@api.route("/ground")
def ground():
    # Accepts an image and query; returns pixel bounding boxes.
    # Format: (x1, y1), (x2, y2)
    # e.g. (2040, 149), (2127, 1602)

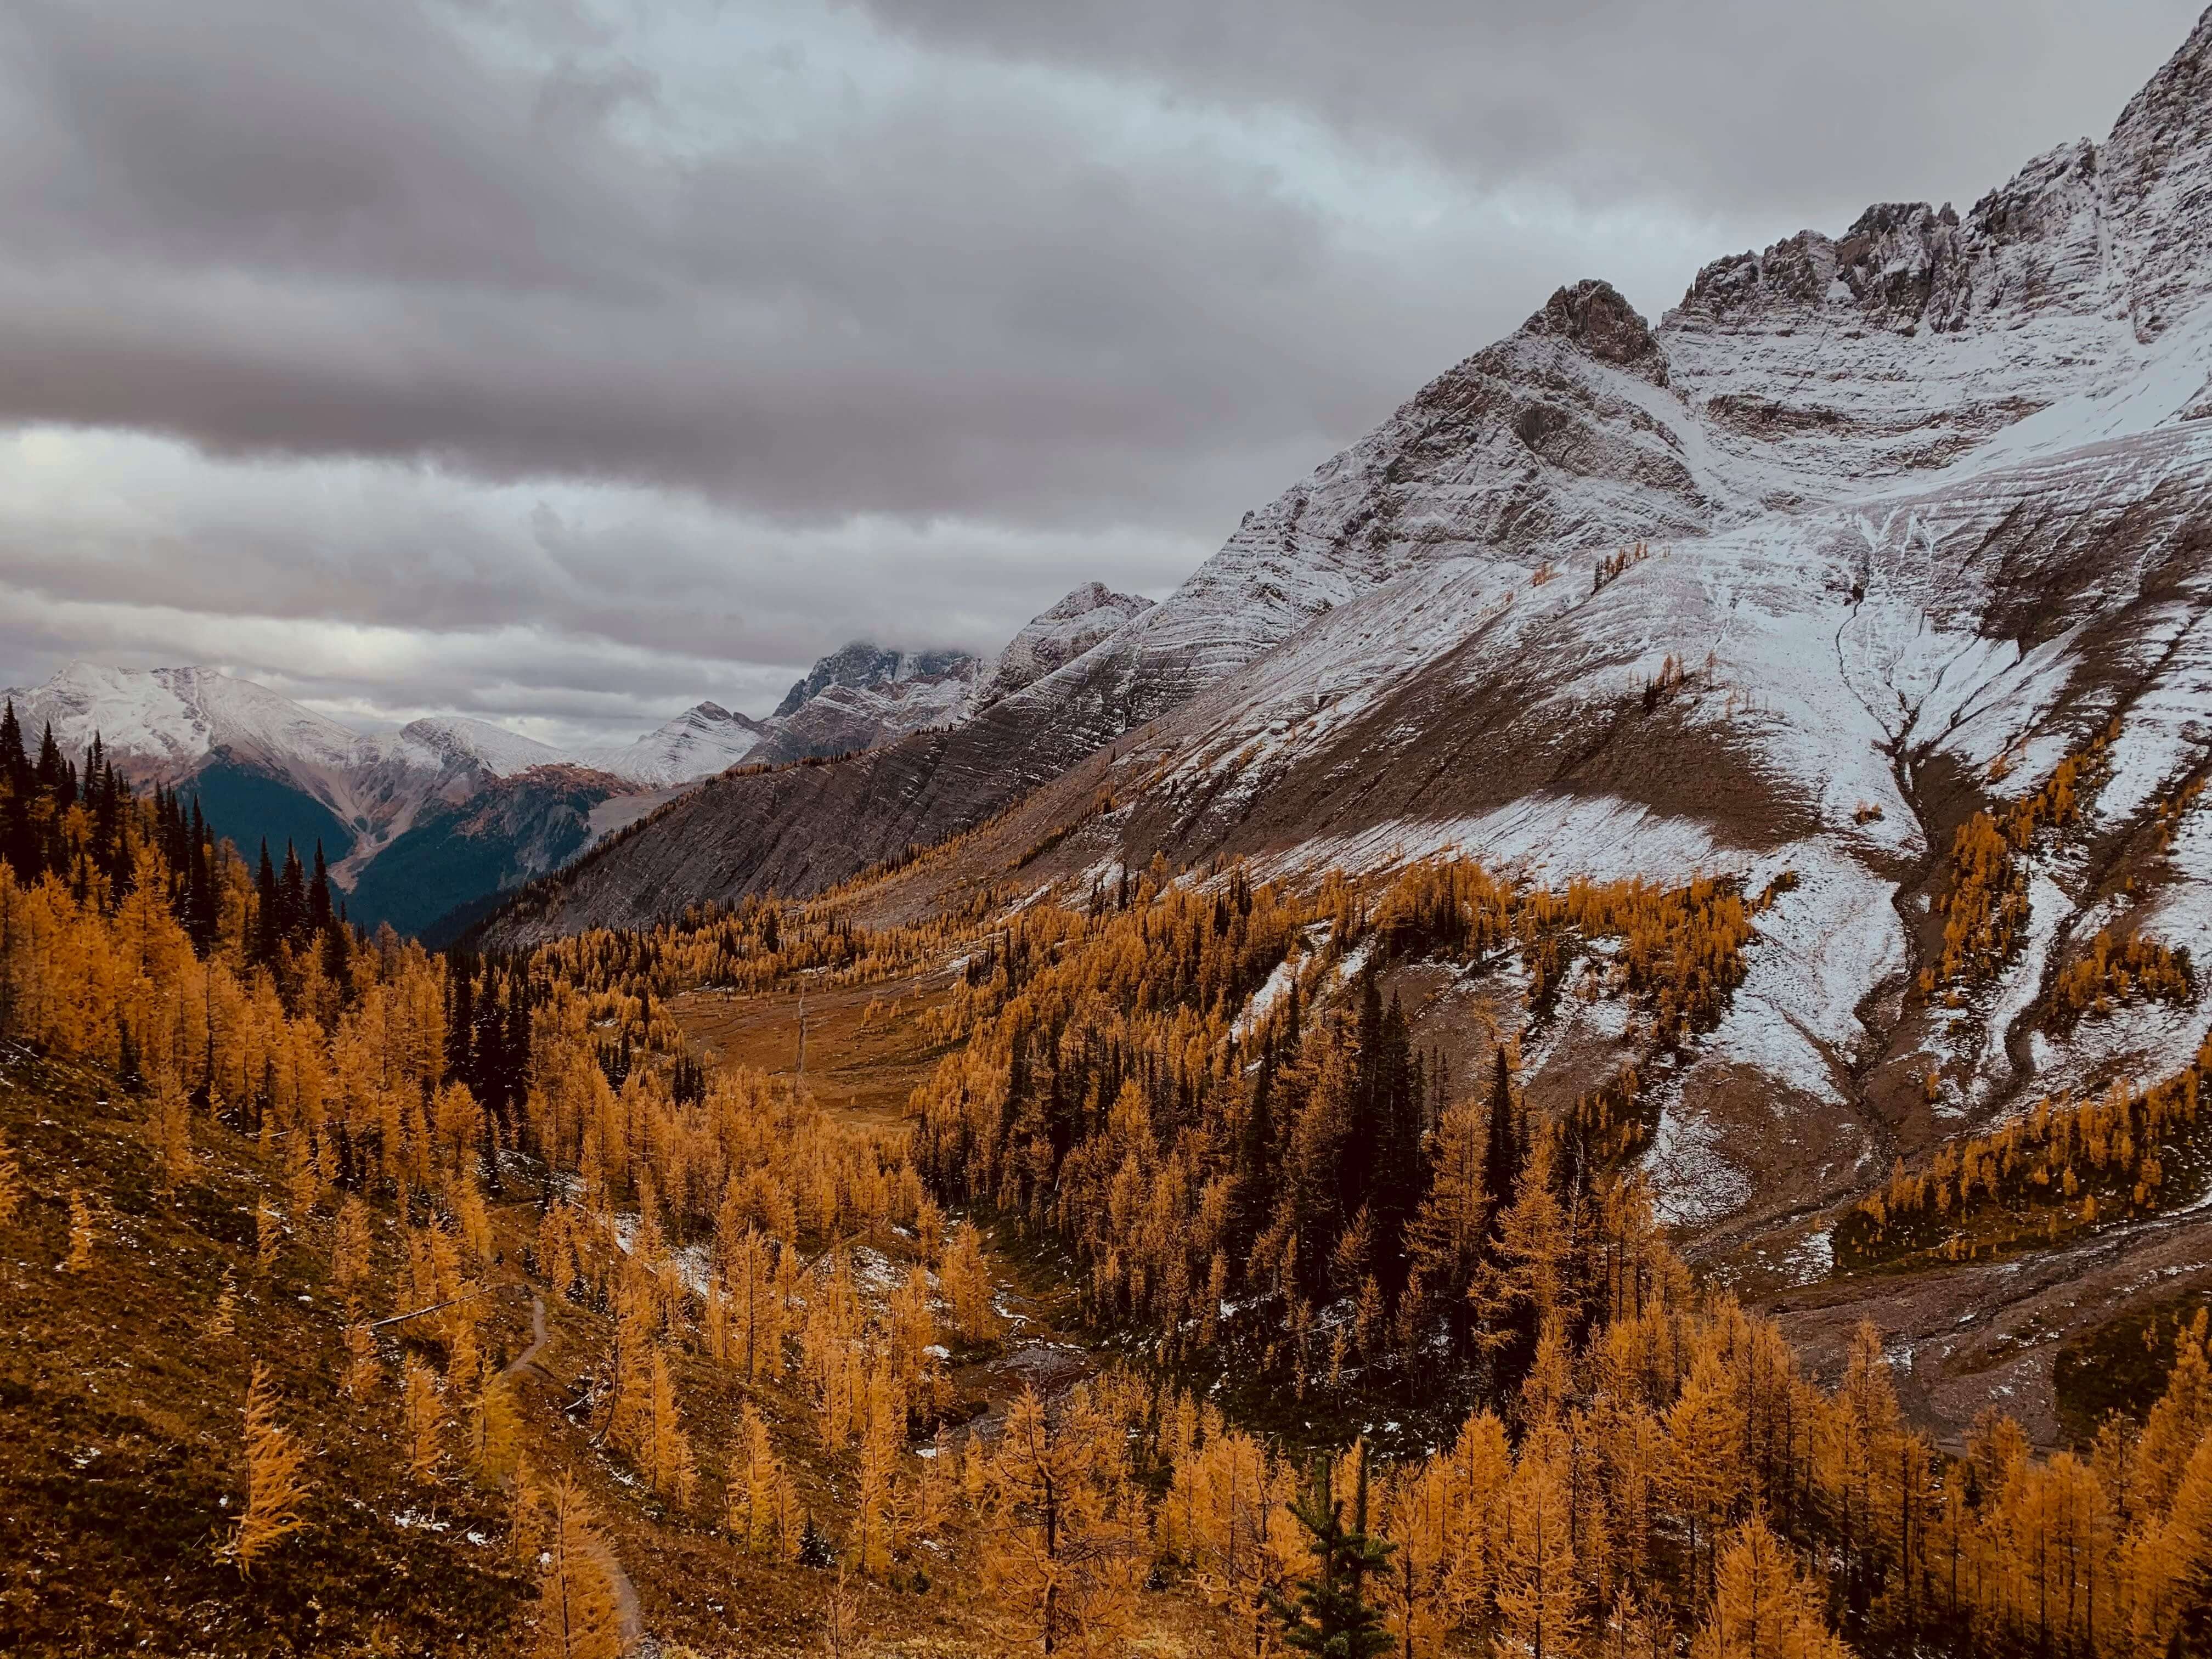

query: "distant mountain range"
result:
(1, 582), (1152, 940)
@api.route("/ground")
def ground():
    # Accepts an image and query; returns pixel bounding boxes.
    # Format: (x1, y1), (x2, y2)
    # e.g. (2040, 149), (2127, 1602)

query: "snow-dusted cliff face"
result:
(760, 647), (980, 760)
(771, 644), (978, 721)
(479, 12), (2212, 1262)
(968, 584), (1156, 713)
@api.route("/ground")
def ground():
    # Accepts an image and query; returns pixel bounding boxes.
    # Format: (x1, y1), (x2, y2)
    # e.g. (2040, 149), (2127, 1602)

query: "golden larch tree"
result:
(535, 1475), (625, 1659)
(729, 1402), (782, 1555)
(403, 1354), (448, 1486)
(153, 1074), (194, 1191)
(342, 1318), (380, 1400)
(512, 1453), (547, 1565)
(233, 1359), (312, 1575)
(0, 1130), (20, 1227)
(648, 1347), (698, 1510)
(1666, 1345), (1741, 1591)
(856, 1400), (902, 1577)
(1494, 1434), (1585, 1659)
(65, 1186), (95, 1272)
(331, 1194), (374, 1305)
(467, 1367), (522, 1484)
(982, 1386), (1138, 1656)
(941, 1222), (998, 1346)
(1690, 1512), (1848, 1659)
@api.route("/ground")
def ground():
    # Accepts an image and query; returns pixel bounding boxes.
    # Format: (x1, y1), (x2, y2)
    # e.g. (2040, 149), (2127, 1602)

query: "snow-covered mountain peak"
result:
(577, 701), (768, 788)
(969, 583), (1156, 713)
(2, 661), (362, 778)
(392, 715), (563, 779)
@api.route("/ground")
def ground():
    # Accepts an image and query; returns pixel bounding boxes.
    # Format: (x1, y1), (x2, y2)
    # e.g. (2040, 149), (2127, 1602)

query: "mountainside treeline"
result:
(909, 858), (1767, 1397)
(13, 731), (2212, 1656)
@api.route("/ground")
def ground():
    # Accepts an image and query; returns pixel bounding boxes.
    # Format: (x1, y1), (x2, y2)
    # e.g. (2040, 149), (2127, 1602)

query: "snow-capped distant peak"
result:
(576, 702), (769, 787)
(0, 661), (361, 777)
(392, 715), (564, 779)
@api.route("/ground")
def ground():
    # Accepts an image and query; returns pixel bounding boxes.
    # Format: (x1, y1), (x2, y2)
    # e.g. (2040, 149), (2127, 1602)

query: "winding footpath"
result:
(504, 1290), (648, 1652)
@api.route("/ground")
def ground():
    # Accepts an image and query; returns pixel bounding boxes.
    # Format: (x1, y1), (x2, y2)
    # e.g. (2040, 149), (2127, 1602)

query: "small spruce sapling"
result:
(1268, 1445), (1396, 1658)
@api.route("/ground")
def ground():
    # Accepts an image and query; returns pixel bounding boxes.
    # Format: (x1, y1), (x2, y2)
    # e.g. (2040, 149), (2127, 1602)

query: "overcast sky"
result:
(1, 0), (2200, 744)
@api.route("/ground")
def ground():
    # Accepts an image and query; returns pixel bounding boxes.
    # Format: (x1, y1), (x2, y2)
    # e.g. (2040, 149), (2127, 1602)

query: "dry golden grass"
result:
(667, 966), (966, 1136)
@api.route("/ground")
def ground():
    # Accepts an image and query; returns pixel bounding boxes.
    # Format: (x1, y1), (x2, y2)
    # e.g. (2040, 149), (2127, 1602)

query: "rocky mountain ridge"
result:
(469, 10), (2212, 1419)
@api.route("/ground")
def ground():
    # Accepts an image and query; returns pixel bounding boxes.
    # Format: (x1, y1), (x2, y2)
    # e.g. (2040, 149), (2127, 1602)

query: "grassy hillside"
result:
(0, 1040), (1240, 1658)
(0, 1043), (526, 1655)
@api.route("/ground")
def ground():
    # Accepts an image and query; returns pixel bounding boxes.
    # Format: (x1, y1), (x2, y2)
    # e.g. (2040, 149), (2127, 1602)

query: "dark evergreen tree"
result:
(109, 804), (135, 899)
(1368, 992), (1426, 1291)
(321, 904), (353, 998)
(1267, 1448), (1395, 1658)
(1244, 1042), (1276, 1186)
(278, 842), (307, 945)
(0, 700), (29, 879)
(308, 843), (334, 935)
(253, 840), (280, 965)
(33, 721), (66, 800)
(184, 799), (218, 950)
(447, 958), (476, 1092)
(0, 699), (25, 791)
(1481, 1046), (1522, 1231)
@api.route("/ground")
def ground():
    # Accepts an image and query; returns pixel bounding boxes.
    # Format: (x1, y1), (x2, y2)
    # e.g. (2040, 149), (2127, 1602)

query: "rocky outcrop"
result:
(1523, 279), (1670, 383)
(2105, 5), (2212, 339)
(968, 583), (1156, 713)
(771, 644), (978, 721)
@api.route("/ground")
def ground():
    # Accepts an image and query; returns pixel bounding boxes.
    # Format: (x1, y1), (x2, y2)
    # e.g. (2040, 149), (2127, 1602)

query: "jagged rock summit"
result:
(968, 583), (1156, 713)
(771, 643), (978, 721)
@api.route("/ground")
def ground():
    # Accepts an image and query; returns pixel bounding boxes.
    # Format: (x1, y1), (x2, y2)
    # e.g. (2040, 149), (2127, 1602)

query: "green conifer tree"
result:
(1268, 1447), (1396, 1658)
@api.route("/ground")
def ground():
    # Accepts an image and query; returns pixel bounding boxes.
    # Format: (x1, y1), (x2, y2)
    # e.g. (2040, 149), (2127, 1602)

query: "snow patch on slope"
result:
(1257, 793), (1739, 888)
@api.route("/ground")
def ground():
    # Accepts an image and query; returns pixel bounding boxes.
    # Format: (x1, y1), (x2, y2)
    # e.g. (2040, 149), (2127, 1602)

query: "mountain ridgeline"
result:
(0, 587), (1147, 943)
(467, 10), (2212, 1423)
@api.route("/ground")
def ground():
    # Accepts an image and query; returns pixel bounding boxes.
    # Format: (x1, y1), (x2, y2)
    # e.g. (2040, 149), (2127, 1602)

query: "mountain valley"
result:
(15, 9), (2212, 1659)
(1, 588), (1149, 939)
(470, 8), (2212, 1448)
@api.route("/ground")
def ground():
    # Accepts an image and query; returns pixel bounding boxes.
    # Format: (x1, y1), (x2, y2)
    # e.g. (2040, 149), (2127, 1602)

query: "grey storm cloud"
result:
(0, 0), (2202, 735)
(853, 0), (2209, 225)
(0, 0), (1475, 527)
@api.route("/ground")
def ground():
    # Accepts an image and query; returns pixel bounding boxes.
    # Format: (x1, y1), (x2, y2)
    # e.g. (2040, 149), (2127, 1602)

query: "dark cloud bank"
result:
(0, 0), (2197, 736)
